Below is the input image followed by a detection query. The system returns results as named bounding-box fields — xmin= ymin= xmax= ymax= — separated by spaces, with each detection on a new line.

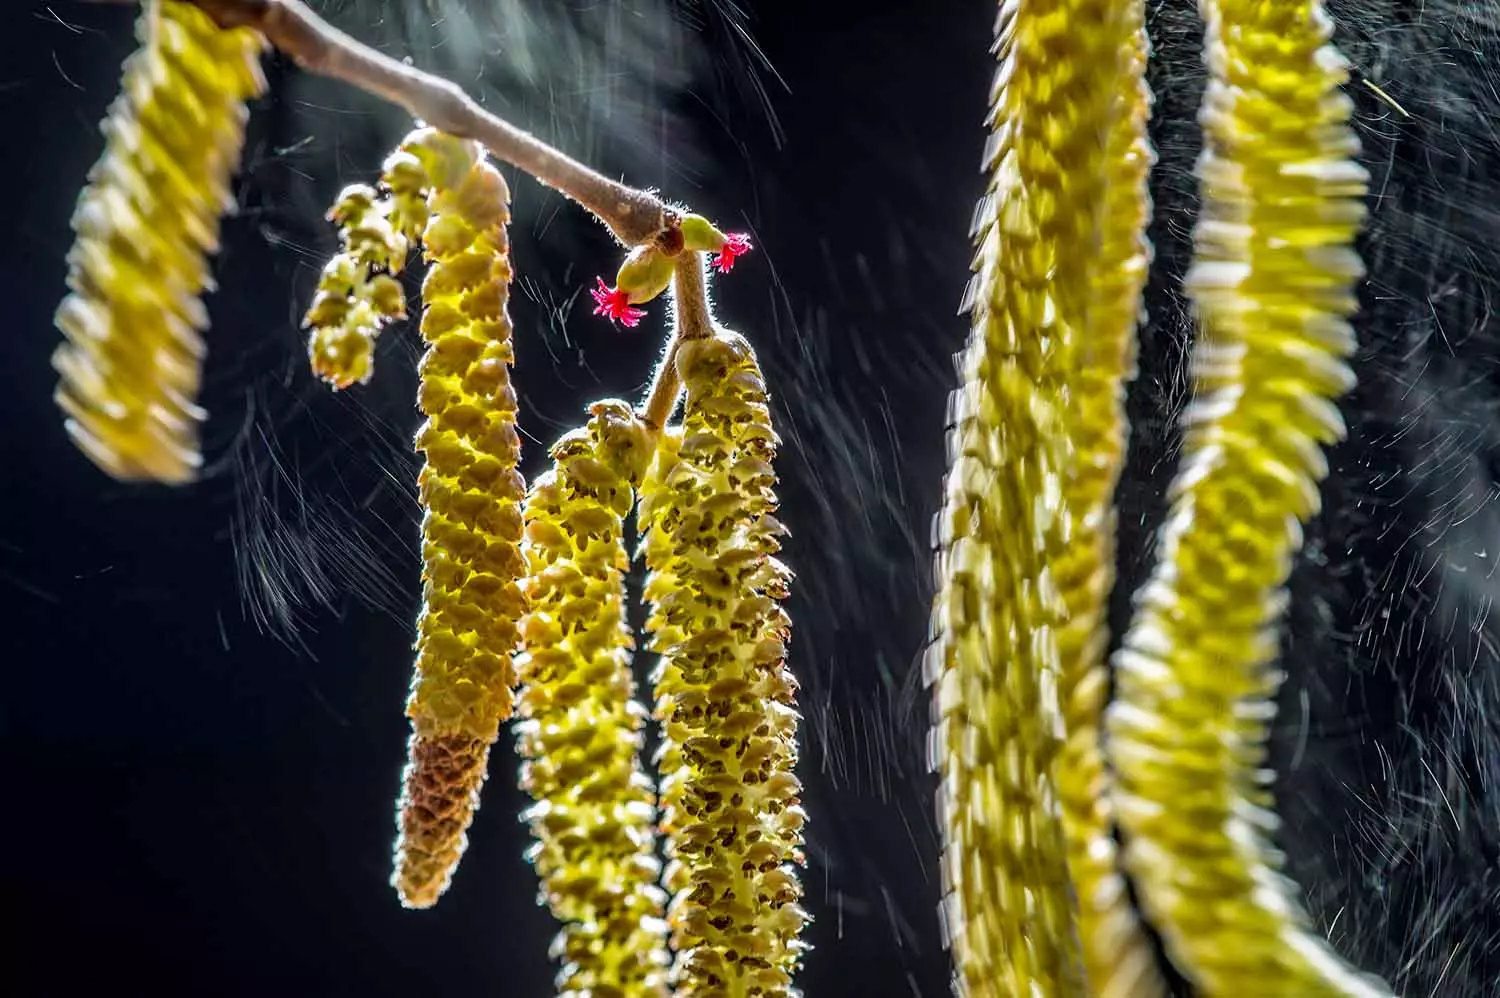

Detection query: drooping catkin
xmin=513 ymin=399 xmax=670 ymax=998
xmin=1047 ymin=4 xmax=1164 ymax=997
xmin=53 ymin=0 xmax=265 ymax=483
xmin=1104 ymin=3 xmax=1391 ymax=996
xmin=303 ymin=184 xmax=410 ymax=390
xmin=927 ymin=0 xmax=1126 ymax=993
xmin=303 ymin=139 xmax=439 ymax=390
xmin=390 ymin=131 xmax=528 ymax=910
xmin=640 ymin=331 xmax=808 ymax=998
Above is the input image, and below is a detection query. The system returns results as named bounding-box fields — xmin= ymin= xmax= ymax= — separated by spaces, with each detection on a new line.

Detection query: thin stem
xmin=179 ymin=0 xmax=672 ymax=247
xmin=637 ymin=254 xmax=714 ymax=428
xmin=638 ymin=339 xmax=681 ymax=431
xmin=672 ymin=253 xmax=715 ymax=342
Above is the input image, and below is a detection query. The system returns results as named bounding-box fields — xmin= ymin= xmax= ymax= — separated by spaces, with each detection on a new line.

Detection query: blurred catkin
xmin=389 ymin=130 xmax=528 ymax=910
xmin=514 ymin=400 xmax=670 ymax=997
xmin=1047 ymin=3 xmax=1165 ymax=997
xmin=1104 ymin=2 xmax=1391 ymax=995
xmin=640 ymin=330 xmax=808 ymax=998
xmin=927 ymin=0 xmax=1127 ymax=992
xmin=53 ymin=0 xmax=265 ymax=483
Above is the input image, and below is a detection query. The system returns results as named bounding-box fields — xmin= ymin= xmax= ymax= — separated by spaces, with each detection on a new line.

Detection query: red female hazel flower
xmin=591 ymin=277 xmax=647 ymax=327
xmin=711 ymin=232 xmax=753 ymax=273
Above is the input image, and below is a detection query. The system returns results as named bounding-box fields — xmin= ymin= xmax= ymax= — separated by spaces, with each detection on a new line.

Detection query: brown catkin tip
xmin=53 ymin=0 xmax=266 ymax=484
xmin=391 ymin=730 xmax=493 ymax=910
xmin=640 ymin=332 xmax=808 ymax=998
xmin=515 ymin=400 xmax=670 ymax=998
xmin=390 ymin=131 xmax=527 ymax=909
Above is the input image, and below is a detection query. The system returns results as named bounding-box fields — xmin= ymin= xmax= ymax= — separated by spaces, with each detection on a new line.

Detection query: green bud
xmin=679 ymin=213 xmax=727 ymax=253
xmin=614 ymin=245 xmax=676 ymax=305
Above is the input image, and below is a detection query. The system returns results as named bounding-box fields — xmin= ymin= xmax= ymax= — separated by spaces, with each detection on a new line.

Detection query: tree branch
xmin=178 ymin=0 xmax=674 ymax=248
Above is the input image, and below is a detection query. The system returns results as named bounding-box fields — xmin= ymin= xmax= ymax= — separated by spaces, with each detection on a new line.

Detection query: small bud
xmin=614 ymin=245 xmax=677 ymax=305
xmin=679 ymin=213 xmax=726 ymax=253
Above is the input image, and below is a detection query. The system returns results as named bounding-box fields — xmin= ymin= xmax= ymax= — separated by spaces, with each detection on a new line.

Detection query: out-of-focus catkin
xmin=1104 ymin=3 xmax=1392 ymax=996
xmin=1047 ymin=4 xmax=1165 ymax=997
xmin=390 ymin=131 xmax=528 ymax=910
xmin=514 ymin=400 xmax=670 ymax=998
xmin=640 ymin=331 xmax=808 ymax=998
xmin=927 ymin=0 xmax=1126 ymax=994
xmin=53 ymin=0 xmax=265 ymax=483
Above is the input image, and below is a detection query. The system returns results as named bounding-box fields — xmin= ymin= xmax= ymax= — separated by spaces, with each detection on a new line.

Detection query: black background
xmin=5 ymin=2 xmax=1499 ymax=996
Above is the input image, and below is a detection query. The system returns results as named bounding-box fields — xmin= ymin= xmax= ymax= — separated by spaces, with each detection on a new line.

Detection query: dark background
xmin=4 ymin=1 xmax=1498 ymax=996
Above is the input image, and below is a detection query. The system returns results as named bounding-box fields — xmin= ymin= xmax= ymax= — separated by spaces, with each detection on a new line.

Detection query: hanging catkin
xmin=640 ymin=327 xmax=808 ymax=998
xmin=927 ymin=0 xmax=1128 ymax=992
xmin=1104 ymin=2 xmax=1392 ymax=995
xmin=514 ymin=400 xmax=670 ymax=997
xmin=1047 ymin=3 xmax=1165 ymax=996
xmin=389 ymin=131 xmax=529 ymax=910
xmin=53 ymin=0 xmax=265 ymax=483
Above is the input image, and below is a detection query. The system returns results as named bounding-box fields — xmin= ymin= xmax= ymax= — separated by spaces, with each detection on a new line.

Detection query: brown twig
xmin=671 ymin=253 xmax=716 ymax=342
xmin=169 ymin=0 xmax=673 ymax=247
xmin=638 ymin=255 xmax=716 ymax=428
xmin=638 ymin=338 xmax=681 ymax=431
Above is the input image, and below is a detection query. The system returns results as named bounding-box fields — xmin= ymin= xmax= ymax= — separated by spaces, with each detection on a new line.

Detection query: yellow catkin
xmin=1104 ymin=3 xmax=1391 ymax=996
xmin=303 ymin=140 xmax=440 ymax=390
xmin=303 ymin=183 xmax=410 ymax=389
xmin=927 ymin=0 xmax=1125 ymax=993
xmin=390 ymin=132 xmax=528 ymax=909
xmin=514 ymin=399 xmax=671 ymax=998
xmin=53 ymin=0 xmax=265 ymax=483
xmin=1047 ymin=4 xmax=1165 ymax=997
xmin=640 ymin=331 xmax=808 ymax=998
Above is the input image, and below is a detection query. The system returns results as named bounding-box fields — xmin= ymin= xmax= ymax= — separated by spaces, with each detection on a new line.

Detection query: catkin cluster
xmin=514 ymin=400 xmax=670 ymax=997
xmin=386 ymin=132 xmax=529 ymax=910
xmin=929 ymin=0 xmax=1130 ymax=994
xmin=54 ymin=0 xmax=265 ymax=483
xmin=1105 ymin=2 xmax=1390 ymax=996
xmin=640 ymin=331 xmax=808 ymax=998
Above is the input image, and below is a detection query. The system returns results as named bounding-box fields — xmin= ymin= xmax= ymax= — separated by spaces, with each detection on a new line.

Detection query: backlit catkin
xmin=303 ymin=139 xmax=440 ymax=390
xmin=1048 ymin=4 xmax=1164 ymax=997
xmin=1104 ymin=3 xmax=1391 ymax=996
xmin=303 ymin=183 xmax=410 ymax=390
xmin=53 ymin=0 xmax=265 ymax=483
xmin=390 ymin=132 xmax=528 ymax=909
xmin=514 ymin=400 xmax=670 ymax=997
xmin=640 ymin=331 xmax=808 ymax=997
xmin=928 ymin=0 xmax=1125 ymax=993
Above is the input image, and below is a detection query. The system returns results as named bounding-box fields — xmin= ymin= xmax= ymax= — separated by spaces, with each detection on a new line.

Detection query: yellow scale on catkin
xmin=927 ymin=0 xmax=1129 ymax=994
xmin=384 ymin=131 xmax=529 ymax=910
xmin=514 ymin=400 xmax=671 ymax=998
xmin=1045 ymin=3 xmax=1165 ymax=997
xmin=53 ymin=0 xmax=265 ymax=483
xmin=639 ymin=331 xmax=808 ymax=998
xmin=1104 ymin=3 xmax=1392 ymax=996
